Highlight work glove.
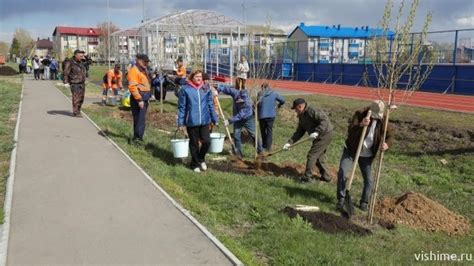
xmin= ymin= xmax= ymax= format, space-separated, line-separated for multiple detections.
xmin=64 ymin=83 xmax=70 ymax=89
xmin=283 ymin=143 xmax=291 ymax=150
xmin=309 ymin=132 xmax=319 ymax=139
xmin=224 ymin=119 xmax=230 ymax=126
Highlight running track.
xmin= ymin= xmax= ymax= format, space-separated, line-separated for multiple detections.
xmin=264 ymin=80 xmax=474 ymax=113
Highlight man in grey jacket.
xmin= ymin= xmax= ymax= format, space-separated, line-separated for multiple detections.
xmin=283 ymin=98 xmax=334 ymax=183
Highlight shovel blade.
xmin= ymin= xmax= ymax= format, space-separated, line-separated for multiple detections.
xmin=343 ymin=191 xmax=355 ymax=218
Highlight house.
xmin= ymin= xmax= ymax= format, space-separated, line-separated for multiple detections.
xmin=35 ymin=37 xmax=53 ymax=57
xmin=52 ymin=26 xmax=101 ymax=61
xmin=288 ymin=23 xmax=392 ymax=63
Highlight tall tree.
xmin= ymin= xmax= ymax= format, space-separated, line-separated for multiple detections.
xmin=12 ymin=28 xmax=34 ymax=57
xmin=0 ymin=41 xmax=10 ymax=56
xmin=366 ymin=0 xmax=434 ymax=224
xmin=9 ymin=38 xmax=20 ymax=58
xmin=97 ymin=21 xmax=119 ymax=62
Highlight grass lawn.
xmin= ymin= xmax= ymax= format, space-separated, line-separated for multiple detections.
xmin=0 ymin=74 xmax=23 ymax=223
xmin=57 ymin=81 xmax=473 ymax=264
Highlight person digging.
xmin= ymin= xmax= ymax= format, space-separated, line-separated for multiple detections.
xmin=283 ymin=98 xmax=334 ymax=183
xmin=336 ymin=100 xmax=393 ymax=212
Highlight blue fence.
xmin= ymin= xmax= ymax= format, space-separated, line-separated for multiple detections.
xmin=206 ymin=62 xmax=474 ymax=95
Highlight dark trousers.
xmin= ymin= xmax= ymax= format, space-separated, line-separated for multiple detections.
xmin=70 ymin=84 xmax=85 ymax=115
xmin=233 ymin=117 xmax=263 ymax=157
xmin=235 ymin=78 xmax=246 ymax=89
xmin=259 ymin=118 xmax=275 ymax=152
xmin=130 ymin=96 xmax=149 ymax=140
xmin=305 ymin=131 xmax=333 ymax=179
xmin=51 ymin=69 xmax=57 ymax=80
xmin=34 ymin=69 xmax=40 ymax=80
xmin=187 ymin=125 xmax=211 ymax=169
xmin=337 ymin=148 xmax=374 ymax=204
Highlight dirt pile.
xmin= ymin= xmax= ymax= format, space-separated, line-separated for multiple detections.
xmin=0 ymin=66 xmax=18 ymax=76
xmin=283 ymin=207 xmax=372 ymax=235
xmin=376 ymin=192 xmax=471 ymax=235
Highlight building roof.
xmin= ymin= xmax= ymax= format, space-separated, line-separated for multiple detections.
xmin=36 ymin=38 xmax=53 ymax=49
xmin=289 ymin=23 xmax=394 ymax=39
xmin=52 ymin=26 xmax=101 ymax=36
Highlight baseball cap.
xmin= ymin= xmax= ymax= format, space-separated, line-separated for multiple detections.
xmin=291 ymin=98 xmax=306 ymax=109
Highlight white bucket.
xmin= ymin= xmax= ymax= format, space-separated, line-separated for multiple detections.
xmin=209 ymin=132 xmax=226 ymax=153
xmin=171 ymin=138 xmax=189 ymax=158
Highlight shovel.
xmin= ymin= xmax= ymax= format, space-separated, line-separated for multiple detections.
xmin=343 ymin=110 xmax=372 ymax=219
xmin=214 ymin=95 xmax=237 ymax=155
xmin=263 ymin=136 xmax=312 ymax=158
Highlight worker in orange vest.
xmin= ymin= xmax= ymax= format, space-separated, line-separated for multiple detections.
xmin=127 ymin=54 xmax=152 ymax=144
xmin=101 ymin=64 xmax=123 ymax=105
xmin=175 ymin=57 xmax=187 ymax=85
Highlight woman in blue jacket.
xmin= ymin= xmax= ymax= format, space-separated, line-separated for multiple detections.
xmin=257 ymin=82 xmax=285 ymax=152
xmin=177 ymin=70 xmax=218 ymax=173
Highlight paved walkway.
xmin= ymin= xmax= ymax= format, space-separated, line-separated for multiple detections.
xmin=7 ymin=77 xmax=234 ymax=264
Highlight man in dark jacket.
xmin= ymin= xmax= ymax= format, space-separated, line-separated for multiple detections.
xmin=283 ymin=98 xmax=334 ymax=183
xmin=257 ymin=82 xmax=285 ymax=152
xmin=216 ymin=84 xmax=262 ymax=158
xmin=63 ymin=50 xmax=87 ymax=117
xmin=336 ymin=100 xmax=393 ymax=211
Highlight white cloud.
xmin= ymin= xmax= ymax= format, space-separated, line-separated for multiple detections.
xmin=456 ymin=16 xmax=474 ymax=27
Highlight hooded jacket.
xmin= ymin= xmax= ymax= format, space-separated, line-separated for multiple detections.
xmin=257 ymin=88 xmax=285 ymax=119
xmin=217 ymin=84 xmax=253 ymax=123
xmin=177 ymin=81 xmax=218 ymax=127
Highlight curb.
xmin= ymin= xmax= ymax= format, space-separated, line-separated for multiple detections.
xmin=55 ymin=85 xmax=243 ymax=266
xmin=0 ymin=80 xmax=25 ymax=266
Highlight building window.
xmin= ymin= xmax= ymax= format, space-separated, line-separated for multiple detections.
xmin=320 ymin=38 xmax=329 ymax=43
xmin=233 ymin=36 xmax=237 ymax=41
xmin=210 ymin=34 xmax=217 ymax=39
xmin=222 ymin=48 xmax=229 ymax=55
xmin=222 ymin=37 xmax=228 ymax=45
xmin=178 ymin=37 xmax=185 ymax=44
xmin=63 ymin=36 xmax=68 ymax=41
xmin=178 ymin=48 xmax=185 ymax=54
xmin=320 ymin=47 xmax=329 ymax=51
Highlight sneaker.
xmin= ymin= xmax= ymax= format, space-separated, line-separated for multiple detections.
xmin=359 ymin=203 xmax=368 ymax=211
xmin=193 ymin=167 xmax=201 ymax=173
xmin=200 ymin=162 xmax=207 ymax=171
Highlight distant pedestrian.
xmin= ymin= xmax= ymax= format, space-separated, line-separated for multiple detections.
xmin=127 ymin=54 xmax=152 ymax=143
xmin=175 ymin=57 xmax=187 ymax=85
xmin=177 ymin=70 xmax=218 ymax=173
xmin=39 ymin=56 xmax=45 ymax=80
xmin=26 ymin=58 xmax=32 ymax=73
xmin=32 ymin=56 xmax=40 ymax=80
xmin=236 ymin=55 xmax=249 ymax=89
xmin=283 ymin=98 xmax=334 ymax=183
xmin=42 ymin=56 xmax=51 ymax=80
xmin=257 ymin=82 xmax=285 ymax=152
xmin=50 ymin=57 xmax=58 ymax=80
xmin=63 ymin=50 xmax=87 ymax=117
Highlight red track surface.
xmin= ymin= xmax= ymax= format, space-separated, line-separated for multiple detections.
xmin=264 ymin=80 xmax=474 ymax=113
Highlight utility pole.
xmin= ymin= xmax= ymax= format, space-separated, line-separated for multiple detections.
xmin=107 ymin=0 xmax=111 ymax=68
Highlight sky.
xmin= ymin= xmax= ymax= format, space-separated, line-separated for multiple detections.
xmin=0 ymin=0 xmax=473 ymax=44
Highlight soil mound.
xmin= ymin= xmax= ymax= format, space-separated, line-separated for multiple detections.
xmin=283 ymin=207 xmax=372 ymax=235
xmin=376 ymin=192 xmax=471 ymax=235
xmin=0 ymin=66 xmax=18 ymax=76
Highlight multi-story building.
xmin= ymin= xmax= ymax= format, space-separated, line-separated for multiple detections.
xmin=110 ymin=28 xmax=139 ymax=64
xmin=52 ymin=26 xmax=101 ymax=61
xmin=34 ymin=37 xmax=53 ymax=58
xmin=288 ymin=23 xmax=391 ymax=63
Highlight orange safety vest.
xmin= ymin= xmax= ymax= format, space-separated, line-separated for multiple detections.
xmin=102 ymin=69 xmax=123 ymax=89
xmin=127 ymin=66 xmax=151 ymax=101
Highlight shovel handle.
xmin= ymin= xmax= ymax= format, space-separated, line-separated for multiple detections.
xmin=214 ymin=95 xmax=237 ymax=152
xmin=266 ymin=137 xmax=312 ymax=157
xmin=347 ymin=110 xmax=372 ymax=191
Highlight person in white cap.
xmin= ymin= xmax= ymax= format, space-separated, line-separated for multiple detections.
xmin=336 ymin=100 xmax=394 ymax=211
